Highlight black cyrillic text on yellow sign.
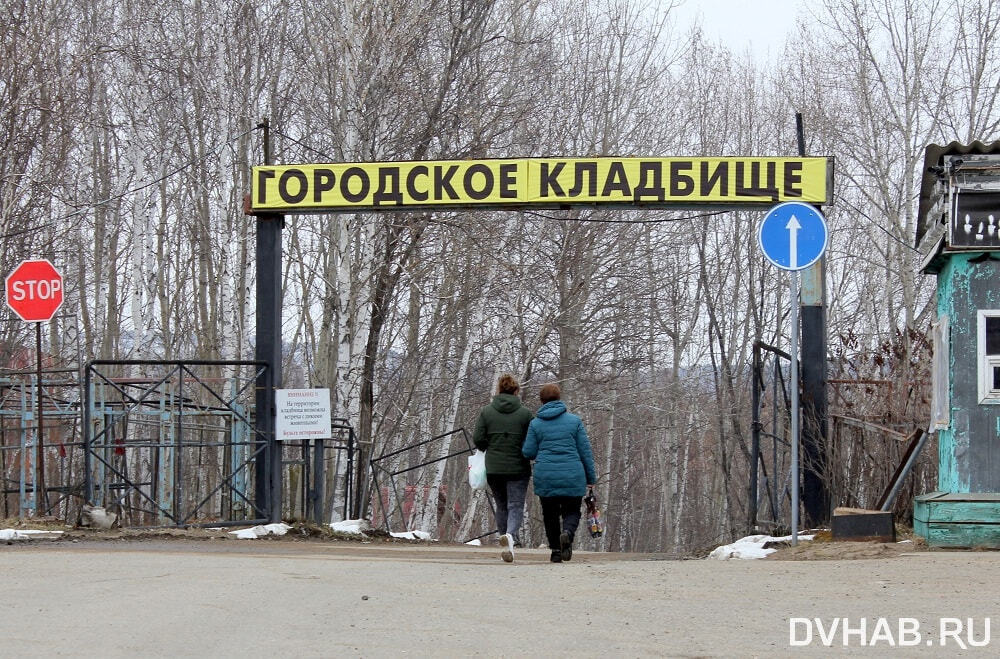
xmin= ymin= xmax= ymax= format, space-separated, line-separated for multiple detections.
xmin=250 ymin=157 xmax=831 ymax=212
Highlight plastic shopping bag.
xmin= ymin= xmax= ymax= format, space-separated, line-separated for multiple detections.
xmin=468 ymin=450 xmax=487 ymax=490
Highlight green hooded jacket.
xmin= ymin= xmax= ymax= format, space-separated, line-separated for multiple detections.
xmin=472 ymin=393 xmax=534 ymax=476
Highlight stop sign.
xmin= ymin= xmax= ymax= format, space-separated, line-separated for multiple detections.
xmin=5 ymin=259 xmax=64 ymax=322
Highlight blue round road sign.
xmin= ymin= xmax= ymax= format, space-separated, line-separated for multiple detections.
xmin=758 ymin=201 xmax=828 ymax=271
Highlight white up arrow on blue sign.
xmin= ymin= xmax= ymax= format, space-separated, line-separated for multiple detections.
xmin=758 ymin=201 xmax=828 ymax=271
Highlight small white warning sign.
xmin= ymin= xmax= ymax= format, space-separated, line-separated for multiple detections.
xmin=275 ymin=388 xmax=332 ymax=441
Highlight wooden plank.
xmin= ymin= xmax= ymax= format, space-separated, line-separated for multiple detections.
xmin=921 ymin=501 xmax=1000 ymax=524
xmin=834 ymin=507 xmax=884 ymax=515
xmin=833 ymin=414 xmax=908 ymax=441
xmin=913 ymin=492 xmax=945 ymax=525
xmin=913 ymin=500 xmax=929 ymax=525
xmin=924 ymin=522 xmax=1000 ymax=549
xmin=932 ymin=492 xmax=1000 ymax=502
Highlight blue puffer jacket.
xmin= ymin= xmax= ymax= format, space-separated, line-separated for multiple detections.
xmin=522 ymin=400 xmax=597 ymax=497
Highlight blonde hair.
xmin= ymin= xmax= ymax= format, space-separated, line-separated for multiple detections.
xmin=497 ymin=373 xmax=519 ymax=395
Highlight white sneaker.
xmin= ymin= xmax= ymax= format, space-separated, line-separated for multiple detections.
xmin=500 ymin=533 xmax=514 ymax=563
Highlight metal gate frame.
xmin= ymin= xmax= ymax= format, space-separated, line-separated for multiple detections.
xmin=749 ymin=340 xmax=792 ymax=533
xmin=83 ymin=359 xmax=275 ymax=527
xmin=370 ymin=427 xmax=496 ymax=541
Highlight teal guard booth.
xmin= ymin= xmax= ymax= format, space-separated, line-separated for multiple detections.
xmin=914 ymin=141 xmax=1000 ymax=547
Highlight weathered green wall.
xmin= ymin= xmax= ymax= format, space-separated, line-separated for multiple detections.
xmin=936 ymin=253 xmax=1000 ymax=492
xmin=914 ymin=492 xmax=1000 ymax=548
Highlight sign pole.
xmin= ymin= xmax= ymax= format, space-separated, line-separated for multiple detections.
xmin=3 ymin=258 xmax=64 ymax=517
xmin=789 ymin=271 xmax=800 ymax=547
xmin=758 ymin=200 xmax=827 ymax=546
xmin=35 ymin=321 xmax=47 ymax=514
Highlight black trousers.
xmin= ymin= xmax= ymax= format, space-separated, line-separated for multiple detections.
xmin=539 ymin=496 xmax=582 ymax=550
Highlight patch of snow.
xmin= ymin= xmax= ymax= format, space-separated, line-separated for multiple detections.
xmin=897 ymin=539 xmax=913 ymax=544
xmin=228 ymin=522 xmax=291 ymax=539
xmin=708 ymin=533 xmax=814 ymax=560
xmin=330 ymin=519 xmax=370 ymax=535
xmin=390 ymin=530 xmax=432 ymax=541
xmin=465 ymin=538 xmax=482 ymax=546
xmin=0 ymin=528 xmax=64 ymax=541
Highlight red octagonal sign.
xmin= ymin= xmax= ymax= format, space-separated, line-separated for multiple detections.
xmin=5 ymin=259 xmax=64 ymax=322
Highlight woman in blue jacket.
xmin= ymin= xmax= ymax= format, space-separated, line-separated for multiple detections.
xmin=522 ymin=383 xmax=597 ymax=563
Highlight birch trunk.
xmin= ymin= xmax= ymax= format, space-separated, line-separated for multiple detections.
xmin=416 ymin=247 xmax=500 ymax=536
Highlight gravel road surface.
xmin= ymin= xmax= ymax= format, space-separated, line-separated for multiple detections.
xmin=1 ymin=540 xmax=997 ymax=657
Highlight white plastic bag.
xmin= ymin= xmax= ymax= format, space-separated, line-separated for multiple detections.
xmin=468 ymin=450 xmax=487 ymax=490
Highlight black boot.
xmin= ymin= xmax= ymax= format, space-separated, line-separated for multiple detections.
xmin=550 ymin=549 xmax=562 ymax=563
xmin=560 ymin=530 xmax=573 ymax=561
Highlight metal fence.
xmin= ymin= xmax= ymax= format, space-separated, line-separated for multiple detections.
xmin=83 ymin=360 xmax=273 ymax=527
xmin=280 ymin=418 xmax=358 ymax=523
xmin=370 ymin=428 xmax=496 ymax=541
xmin=0 ymin=368 xmax=84 ymax=519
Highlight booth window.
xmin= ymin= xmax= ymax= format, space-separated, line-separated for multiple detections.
xmin=980 ymin=310 xmax=1000 ymax=404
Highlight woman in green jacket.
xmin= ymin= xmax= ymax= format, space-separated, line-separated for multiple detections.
xmin=472 ymin=374 xmax=533 ymax=562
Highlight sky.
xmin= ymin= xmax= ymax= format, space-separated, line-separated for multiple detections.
xmin=669 ymin=0 xmax=809 ymax=62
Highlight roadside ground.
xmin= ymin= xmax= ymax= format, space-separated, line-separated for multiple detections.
xmin=2 ymin=522 xmax=997 ymax=657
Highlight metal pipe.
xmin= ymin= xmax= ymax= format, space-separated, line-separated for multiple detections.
xmin=35 ymin=322 xmax=47 ymax=513
xmin=346 ymin=428 xmax=354 ymax=519
xmin=772 ymin=357 xmax=780 ymax=519
xmin=790 ymin=271 xmax=800 ymax=546
xmin=312 ymin=437 xmax=324 ymax=524
xmin=371 ymin=428 xmax=468 ymax=462
xmin=880 ymin=431 xmax=930 ymax=511
xmin=89 ymin=359 xmax=268 ymax=367
xmin=174 ymin=367 xmax=183 ymax=524
xmin=83 ymin=366 xmax=92 ymax=503
xmin=749 ymin=342 xmax=761 ymax=533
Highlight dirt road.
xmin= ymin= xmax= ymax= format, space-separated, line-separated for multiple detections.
xmin=1 ymin=539 xmax=998 ymax=657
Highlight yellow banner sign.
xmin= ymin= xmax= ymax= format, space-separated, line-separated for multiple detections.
xmin=250 ymin=157 xmax=831 ymax=212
